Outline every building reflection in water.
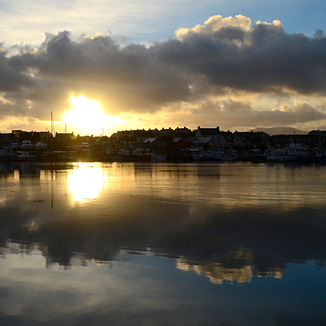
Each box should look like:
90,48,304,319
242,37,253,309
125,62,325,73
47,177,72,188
1,162,326,282
0,162,326,325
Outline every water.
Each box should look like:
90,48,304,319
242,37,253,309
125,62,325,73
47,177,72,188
0,161,326,325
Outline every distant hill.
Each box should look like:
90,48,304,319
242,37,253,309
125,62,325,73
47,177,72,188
251,127,308,136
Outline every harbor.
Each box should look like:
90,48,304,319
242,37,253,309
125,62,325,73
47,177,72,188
1,127,326,163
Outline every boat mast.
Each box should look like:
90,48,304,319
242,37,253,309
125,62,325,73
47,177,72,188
51,111,55,136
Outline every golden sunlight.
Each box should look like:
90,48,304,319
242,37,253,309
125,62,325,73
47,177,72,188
67,163,107,202
63,95,122,135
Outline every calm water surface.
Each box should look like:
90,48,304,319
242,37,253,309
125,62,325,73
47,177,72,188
0,161,326,325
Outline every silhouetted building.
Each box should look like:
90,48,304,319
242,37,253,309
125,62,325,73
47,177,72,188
54,132,75,150
195,126,220,138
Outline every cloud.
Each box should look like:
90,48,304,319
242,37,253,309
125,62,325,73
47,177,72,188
184,97,326,130
1,14,326,131
176,14,252,40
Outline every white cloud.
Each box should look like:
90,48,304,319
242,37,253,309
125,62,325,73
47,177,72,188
176,14,252,39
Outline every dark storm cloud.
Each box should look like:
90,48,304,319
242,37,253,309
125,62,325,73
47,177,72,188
5,31,194,113
172,21,326,94
2,15,326,118
0,46,34,92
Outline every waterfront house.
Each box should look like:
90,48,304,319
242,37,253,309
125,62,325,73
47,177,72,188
195,126,220,138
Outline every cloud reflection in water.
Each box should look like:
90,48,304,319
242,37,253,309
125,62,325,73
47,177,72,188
0,162,326,325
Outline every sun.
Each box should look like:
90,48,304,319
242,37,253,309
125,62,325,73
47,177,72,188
63,94,121,135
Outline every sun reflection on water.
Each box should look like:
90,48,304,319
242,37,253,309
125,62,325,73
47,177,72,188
67,163,107,203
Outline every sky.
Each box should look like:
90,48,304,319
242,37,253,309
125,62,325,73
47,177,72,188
1,0,326,135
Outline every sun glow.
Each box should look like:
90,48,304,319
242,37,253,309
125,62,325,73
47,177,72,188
67,163,107,202
63,95,121,135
